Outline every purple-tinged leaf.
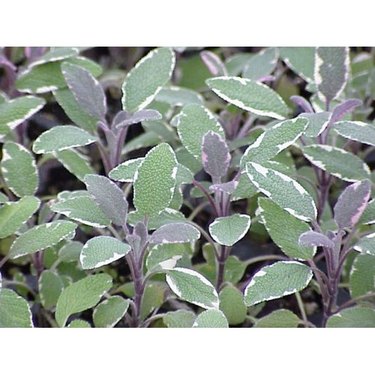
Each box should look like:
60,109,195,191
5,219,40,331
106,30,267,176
200,51,227,76
334,179,371,229
314,47,350,103
150,223,200,244
62,62,106,121
209,180,238,195
115,109,162,128
299,231,335,249
202,130,231,182
330,99,362,124
257,75,275,83
290,95,314,113
84,174,128,226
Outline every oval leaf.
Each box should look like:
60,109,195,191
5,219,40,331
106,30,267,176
109,158,144,182
176,104,224,160
55,273,113,327
254,309,300,328
244,261,313,306
206,76,289,120
302,145,370,182
193,309,229,328
33,125,97,154
299,231,335,249
150,223,200,244
350,254,375,299
1,141,39,197
122,47,175,112
334,121,375,147
84,174,128,226
258,198,315,260
353,233,375,256
38,270,64,309
327,306,375,328
209,214,251,246
80,236,131,270
219,285,247,325
334,179,371,229
0,288,33,327
246,162,317,222
93,296,129,328
0,196,40,239
133,143,177,217
166,267,219,309
9,220,77,259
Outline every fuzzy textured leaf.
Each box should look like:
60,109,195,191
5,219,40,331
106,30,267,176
55,273,112,327
219,285,247,325
302,145,370,182
254,309,300,328
258,198,315,260
150,223,200,245
9,220,77,259
280,47,315,82
122,47,175,112
353,233,375,256
327,307,375,328
241,117,308,167
166,267,219,309
163,310,195,328
246,162,317,222
109,158,144,182
1,141,39,197
333,121,375,147
38,270,64,309
0,289,33,328
80,236,131,270
209,214,251,246
334,179,371,229
133,143,177,216
0,196,40,239
93,296,129,328
193,309,229,328
244,261,313,306
33,125,97,154
207,76,289,120
84,174,128,226
350,254,375,299
176,104,224,159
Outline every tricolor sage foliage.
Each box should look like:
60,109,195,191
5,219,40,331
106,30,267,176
1,46,375,328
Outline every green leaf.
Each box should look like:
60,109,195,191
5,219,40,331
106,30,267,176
353,233,375,255
0,196,40,239
246,162,317,222
299,112,331,138
122,47,175,112
68,319,91,328
254,309,300,328
29,47,79,67
61,62,106,120
225,52,253,76
16,57,102,94
243,47,278,80
302,145,370,182
80,236,131,270
109,158,144,182
150,223,200,245
33,125,97,154
140,282,166,320
206,76,289,120
9,220,77,259
50,195,111,228
244,261,313,306
58,241,83,263
359,199,375,225
0,288,33,327
279,47,315,83
93,296,129,328
240,117,308,167
209,214,251,246
54,88,98,133
258,198,316,260
231,172,258,201
350,254,375,299
314,47,349,103
133,143,178,217
38,270,64,309
166,267,219,309
146,243,190,272
54,149,95,182
219,285,247,325
155,86,203,106
84,174,128,227
176,104,224,159
334,121,375,146
163,310,195,328
55,273,112,327
128,208,186,230
327,307,375,328
193,309,229,328
0,96,45,136
1,141,39,197
0,192,8,204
